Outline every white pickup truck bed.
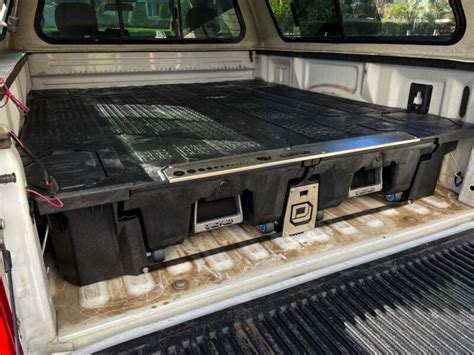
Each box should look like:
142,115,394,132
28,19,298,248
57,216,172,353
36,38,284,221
1,51,473,353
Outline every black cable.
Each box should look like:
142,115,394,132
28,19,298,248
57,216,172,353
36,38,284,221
10,133,59,196
149,201,407,271
19,143,49,184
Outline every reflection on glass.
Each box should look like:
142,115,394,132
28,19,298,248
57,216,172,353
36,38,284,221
268,0,458,40
39,0,243,41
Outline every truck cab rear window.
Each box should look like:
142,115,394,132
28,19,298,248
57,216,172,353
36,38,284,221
36,0,244,43
267,0,464,44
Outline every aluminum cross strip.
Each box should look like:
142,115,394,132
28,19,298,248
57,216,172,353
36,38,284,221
163,132,421,183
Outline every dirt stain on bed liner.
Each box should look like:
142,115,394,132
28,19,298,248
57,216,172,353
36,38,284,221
47,187,472,333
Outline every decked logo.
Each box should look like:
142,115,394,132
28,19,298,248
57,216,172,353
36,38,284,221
290,202,314,226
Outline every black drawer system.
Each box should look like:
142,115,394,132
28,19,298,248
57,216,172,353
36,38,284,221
21,80,473,285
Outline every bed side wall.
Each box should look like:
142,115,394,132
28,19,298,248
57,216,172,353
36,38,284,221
27,51,256,90
0,61,57,353
254,55,474,121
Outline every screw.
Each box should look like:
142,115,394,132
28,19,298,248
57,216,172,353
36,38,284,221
142,267,149,273
172,279,189,290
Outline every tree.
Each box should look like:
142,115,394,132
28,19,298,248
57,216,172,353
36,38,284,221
384,0,423,22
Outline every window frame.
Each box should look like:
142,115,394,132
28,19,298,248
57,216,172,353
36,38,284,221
265,0,466,45
34,0,246,45
0,0,14,41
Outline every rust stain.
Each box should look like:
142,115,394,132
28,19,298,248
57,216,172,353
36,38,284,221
245,319,276,355
50,187,473,333
307,83,357,95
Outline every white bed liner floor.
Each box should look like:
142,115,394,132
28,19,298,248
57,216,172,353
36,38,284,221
46,187,474,351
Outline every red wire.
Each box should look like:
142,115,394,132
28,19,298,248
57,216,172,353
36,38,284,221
0,78,30,113
8,130,25,150
3,80,59,209
26,189,64,209
11,132,60,207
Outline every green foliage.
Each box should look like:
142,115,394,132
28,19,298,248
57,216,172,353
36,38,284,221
268,0,456,37
268,0,293,34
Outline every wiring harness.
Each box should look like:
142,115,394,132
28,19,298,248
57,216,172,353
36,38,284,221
1,79,63,209
0,78,30,114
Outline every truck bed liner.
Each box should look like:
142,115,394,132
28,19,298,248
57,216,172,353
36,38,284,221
103,228,474,354
46,187,474,348
22,80,473,211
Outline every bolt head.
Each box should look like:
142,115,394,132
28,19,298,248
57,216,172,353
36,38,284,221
173,279,189,290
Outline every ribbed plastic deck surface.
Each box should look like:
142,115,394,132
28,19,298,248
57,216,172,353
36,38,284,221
102,230,473,354
23,80,472,192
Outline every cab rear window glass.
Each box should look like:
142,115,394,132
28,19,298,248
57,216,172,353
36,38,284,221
267,0,464,44
36,0,243,43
